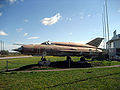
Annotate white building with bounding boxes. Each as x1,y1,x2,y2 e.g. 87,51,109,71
107,30,120,57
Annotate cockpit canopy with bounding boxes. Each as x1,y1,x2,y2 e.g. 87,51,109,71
41,41,52,45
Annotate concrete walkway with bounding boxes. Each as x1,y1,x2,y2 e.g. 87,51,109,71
0,56,33,60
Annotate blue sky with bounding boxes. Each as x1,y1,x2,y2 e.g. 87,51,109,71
0,0,120,51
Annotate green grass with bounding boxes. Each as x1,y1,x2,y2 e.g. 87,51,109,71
0,67,120,89
0,56,80,70
90,60,120,67
0,56,120,71
0,57,42,70
0,56,120,89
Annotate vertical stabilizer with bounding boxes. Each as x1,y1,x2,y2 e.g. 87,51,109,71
87,38,104,47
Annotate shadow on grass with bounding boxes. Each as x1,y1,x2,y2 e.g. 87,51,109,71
50,61,92,68
6,61,92,71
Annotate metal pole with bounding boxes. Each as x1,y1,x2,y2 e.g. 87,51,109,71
0,40,1,55
104,2,107,49
1,40,2,51
1,40,2,55
2,41,4,55
3,41,4,51
105,0,110,60
105,0,110,42
102,11,106,49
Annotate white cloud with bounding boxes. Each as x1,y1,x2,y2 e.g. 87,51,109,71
27,37,39,39
41,13,61,26
9,0,17,4
16,28,23,32
0,12,3,16
87,14,91,17
24,33,28,36
24,19,29,23
0,30,8,36
9,0,24,4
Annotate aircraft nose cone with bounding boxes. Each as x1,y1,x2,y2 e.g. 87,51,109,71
13,46,24,54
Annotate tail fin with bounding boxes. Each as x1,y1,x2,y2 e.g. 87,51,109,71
86,37,104,47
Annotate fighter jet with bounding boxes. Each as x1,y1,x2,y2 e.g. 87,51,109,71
14,37,103,59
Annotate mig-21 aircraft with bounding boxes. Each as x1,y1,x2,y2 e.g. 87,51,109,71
13,37,104,60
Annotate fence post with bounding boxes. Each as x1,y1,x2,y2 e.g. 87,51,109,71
69,59,70,68
6,61,8,71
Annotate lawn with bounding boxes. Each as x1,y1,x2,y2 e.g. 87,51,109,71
0,67,120,89
0,56,120,89
0,56,79,71
0,56,120,71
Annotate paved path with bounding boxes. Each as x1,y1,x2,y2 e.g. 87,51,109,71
17,65,120,72
0,56,33,60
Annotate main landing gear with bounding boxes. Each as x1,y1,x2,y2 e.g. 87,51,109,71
41,56,47,61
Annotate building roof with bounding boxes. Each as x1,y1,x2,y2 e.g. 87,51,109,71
107,31,120,43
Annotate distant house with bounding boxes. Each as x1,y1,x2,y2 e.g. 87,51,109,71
107,30,120,57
